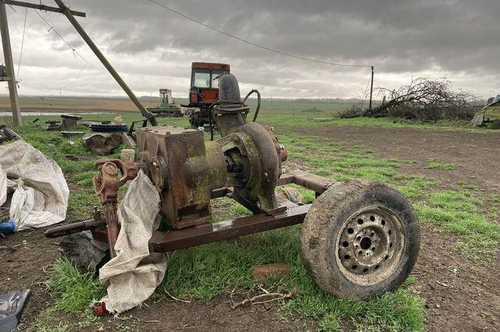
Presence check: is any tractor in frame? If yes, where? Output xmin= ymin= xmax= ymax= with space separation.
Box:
xmin=147 ymin=88 xmax=183 ymax=118
xmin=46 ymin=72 xmax=420 ymax=301
xmin=183 ymin=62 xmax=230 ymax=128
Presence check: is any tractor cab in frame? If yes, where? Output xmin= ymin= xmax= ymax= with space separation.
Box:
xmin=186 ymin=62 xmax=230 ymax=127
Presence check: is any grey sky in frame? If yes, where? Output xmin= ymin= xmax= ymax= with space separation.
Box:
xmin=1 ymin=0 xmax=499 ymax=99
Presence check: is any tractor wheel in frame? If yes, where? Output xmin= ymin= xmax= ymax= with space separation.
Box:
xmin=301 ymin=181 xmax=420 ymax=299
xmin=59 ymin=231 xmax=109 ymax=274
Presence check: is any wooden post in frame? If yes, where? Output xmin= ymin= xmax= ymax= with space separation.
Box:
xmin=369 ymin=66 xmax=374 ymax=113
xmin=0 ymin=1 xmax=21 ymax=126
xmin=54 ymin=0 xmax=156 ymax=125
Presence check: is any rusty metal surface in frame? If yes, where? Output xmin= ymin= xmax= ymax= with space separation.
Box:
xmin=149 ymin=204 xmax=311 ymax=252
xmin=61 ymin=114 xmax=81 ymax=130
xmin=218 ymin=122 xmax=282 ymax=213
xmin=137 ymin=126 xmax=226 ymax=229
xmin=93 ymin=160 xmax=137 ymax=257
xmin=44 ymin=218 xmax=105 ymax=238
xmin=94 ymin=162 xmax=120 ymax=257
xmin=191 ymin=62 xmax=230 ymax=71
xmin=278 ymin=172 xmax=334 ymax=194
xmin=83 ymin=133 xmax=123 ymax=156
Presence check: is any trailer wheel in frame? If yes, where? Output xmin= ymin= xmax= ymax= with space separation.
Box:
xmin=59 ymin=231 xmax=109 ymax=273
xmin=301 ymin=181 xmax=420 ymax=299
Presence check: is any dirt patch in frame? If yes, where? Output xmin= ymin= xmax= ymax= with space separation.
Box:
xmin=297 ymin=126 xmax=500 ymax=194
xmin=83 ymin=296 xmax=313 ymax=332
xmin=0 ymin=230 xmax=59 ymax=328
xmin=1 ymin=230 xmax=312 ymax=331
xmin=3 ymin=224 xmax=498 ymax=331
xmin=413 ymin=224 xmax=500 ymax=331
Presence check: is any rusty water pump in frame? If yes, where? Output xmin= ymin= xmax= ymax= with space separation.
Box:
xmin=46 ymin=73 xmax=420 ymax=300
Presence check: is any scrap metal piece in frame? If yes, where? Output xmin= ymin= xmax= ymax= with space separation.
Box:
xmin=46 ymin=120 xmax=61 ymax=131
xmin=83 ymin=132 xmax=123 ymax=156
xmin=85 ymin=123 xmax=136 ymax=155
xmin=278 ymin=172 xmax=334 ymax=195
xmin=90 ymin=123 xmax=128 ymax=133
xmin=0 ymin=290 xmax=31 ymax=332
xmin=149 ymin=204 xmax=310 ymax=252
xmin=44 ymin=218 xmax=105 ymax=238
xmin=61 ymin=114 xmax=82 ymax=130
xmin=94 ymin=162 xmax=120 ymax=257
xmin=0 ymin=126 xmax=20 ymax=144
xmin=93 ymin=159 xmax=138 ymax=257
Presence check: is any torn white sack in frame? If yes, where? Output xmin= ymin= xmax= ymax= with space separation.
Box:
xmin=0 ymin=140 xmax=69 ymax=230
xmin=99 ymin=170 xmax=167 ymax=314
xmin=0 ymin=165 xmax=6 ymax=206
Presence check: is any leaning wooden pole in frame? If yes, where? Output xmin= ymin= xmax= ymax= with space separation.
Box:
xmin=0 ymin=1 xmax=21 ymax=126
xmin=54 ymin=0 xmax=157 ymax=125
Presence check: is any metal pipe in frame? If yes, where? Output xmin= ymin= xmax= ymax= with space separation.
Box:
xmin=103 ymin=203 xmax=119 ymax=258
xmin=278 ymin=172 xmax=333 ymax=194
xmin=44 ymin=218 xmax=105 ymax=238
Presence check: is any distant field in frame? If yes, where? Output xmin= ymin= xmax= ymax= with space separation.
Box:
xmin=0 ymin=95 xmax=160 ymax=112
xmin=0 ymin=95 xmax=358 ymax=114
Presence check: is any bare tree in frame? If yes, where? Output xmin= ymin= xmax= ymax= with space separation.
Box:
xmin=343 ymin=79 xmax=480 ymax=121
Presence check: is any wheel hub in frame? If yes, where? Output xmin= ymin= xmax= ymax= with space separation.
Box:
xmin=337 ymin=207 xmax=404 ymax=281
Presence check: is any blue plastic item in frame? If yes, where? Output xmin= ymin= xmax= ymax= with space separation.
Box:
xmin=0 ymin=220 xmax=16 ymax=234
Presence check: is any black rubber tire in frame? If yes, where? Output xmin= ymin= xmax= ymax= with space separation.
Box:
xmin=59 ymin=231 xmax=109 ymax=273
xmin=90 ymin=124 xmax=129 ymax=133
xmin=301 ymin=181 xmax=420 ymax=299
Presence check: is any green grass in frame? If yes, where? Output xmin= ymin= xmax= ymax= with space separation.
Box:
xmin=425 ymin=160 xmax=457 ymax=171
xmin=416 ymin=191 xmax=500 ymax=260
xmin=48 ymin=258 xmax=105 ymax=313
xmin=162 ymin=226 xmax=424 ymax=331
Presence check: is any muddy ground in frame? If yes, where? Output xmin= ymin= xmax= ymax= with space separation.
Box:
xmin=1 ymin=125 xmax=499 ymax=331
xmin=301 ymin=126 xmax=500 ymax=196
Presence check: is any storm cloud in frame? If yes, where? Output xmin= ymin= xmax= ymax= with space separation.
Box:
xmin=1 ymin=0 xmax=499 ymax=98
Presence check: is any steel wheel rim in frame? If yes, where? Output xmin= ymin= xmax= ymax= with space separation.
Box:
xmin=335 ymin=206 xmax=405 ymax=286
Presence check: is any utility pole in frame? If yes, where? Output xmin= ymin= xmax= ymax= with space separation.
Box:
xmin=54 ymin=0 xmax=157 ymax=125
xmin=0 ymin=1 xmax=21 ymax=126
xmin=0 ymin=0 xmax=86 ymax=126
xmin=1 ymin=1 xmax=154 ymax=125
xmin=368 ymin=66 xmax=374 ymax=113
xmin=368 ymin=66 xmax=375 ymax=113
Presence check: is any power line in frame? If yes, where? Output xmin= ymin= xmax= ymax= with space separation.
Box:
xmin=143 ymin=0 xmax=372 ymax=69
xmin=34 ymin=9 xmax=90 ymax=66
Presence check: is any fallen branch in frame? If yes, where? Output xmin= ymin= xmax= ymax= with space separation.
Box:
xmin=114 ymin=315 xmax=160 ymax=324
xmin=164 ymin=289 xmax=191 ymax=303
xmin=231 ymin=291 xmax=294 ymax=309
